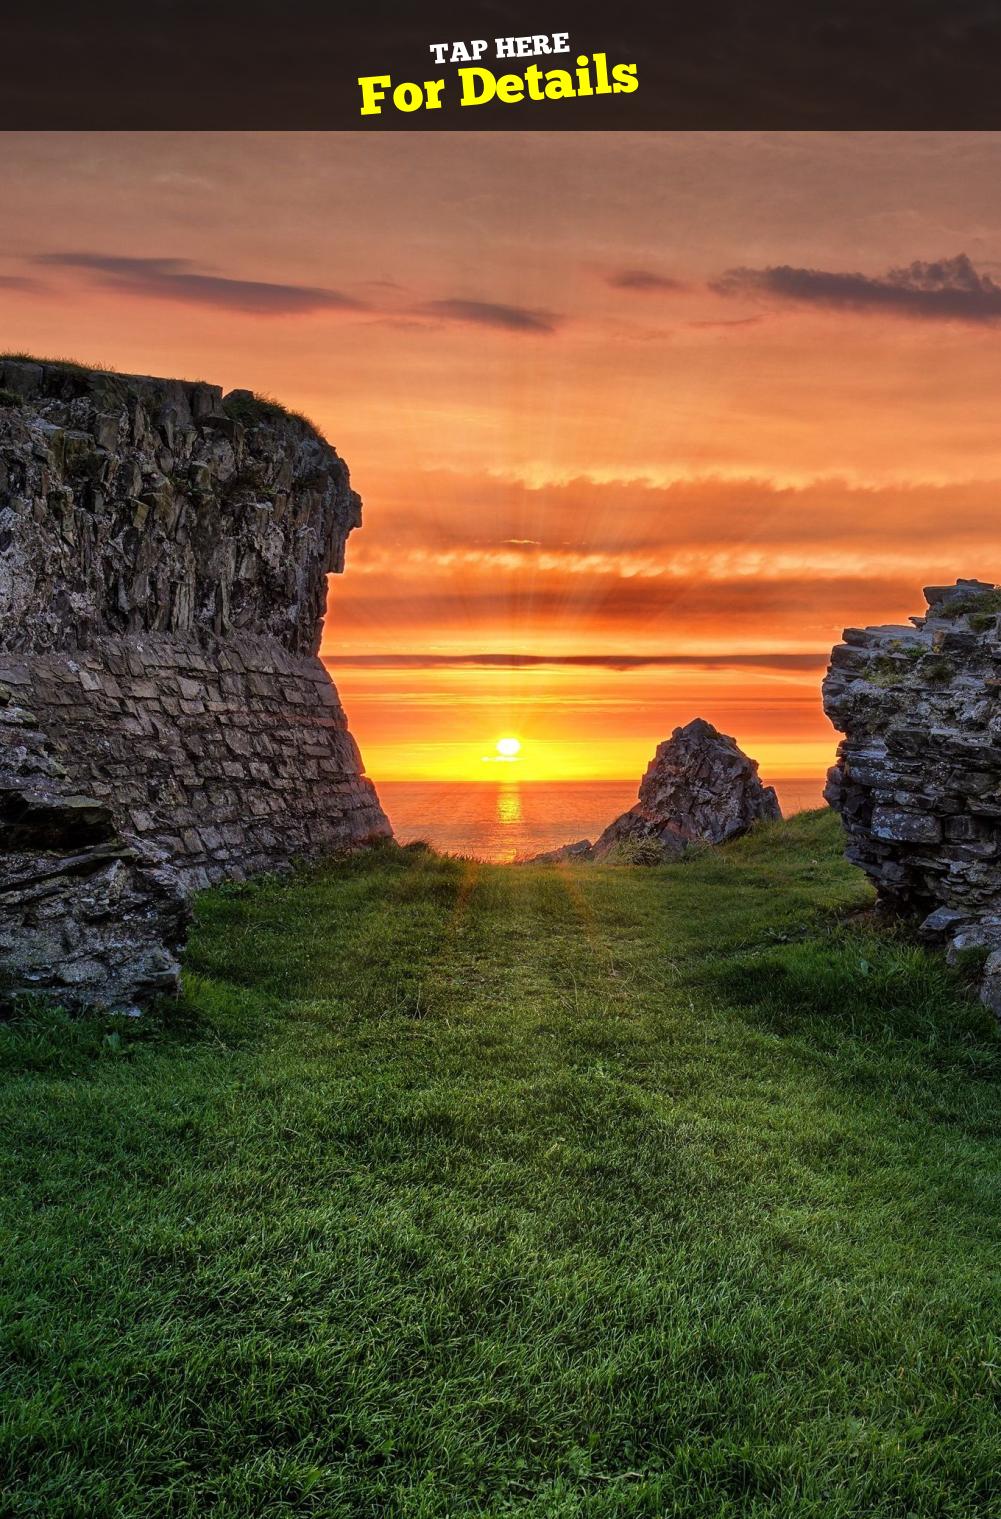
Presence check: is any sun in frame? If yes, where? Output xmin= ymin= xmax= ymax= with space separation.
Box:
xmin=481 ymin=735 xmax=523 ymax=766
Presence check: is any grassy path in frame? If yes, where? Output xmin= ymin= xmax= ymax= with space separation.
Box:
xmin=2 ymin=813 xmax=1000 ymax=1517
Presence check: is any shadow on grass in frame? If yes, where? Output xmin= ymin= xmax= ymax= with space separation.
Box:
xmin=698 ymin=919 xmax=1001 ymax=1093
xmin=180 ymin=841 xmax=467 ymax=1043
xmin=0 ymin=843 xmax=468 ymax=1074
xmin=0 ymin=994 xmax=212 ymax=1078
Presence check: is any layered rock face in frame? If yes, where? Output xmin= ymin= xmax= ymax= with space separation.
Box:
xmin=823 ymin=579 xmax=1001 ymax=1010
xmin=530 ymin=719 xmax=781 ymax=863
xmin=0 ymin=358 xmax=390 ymax=1008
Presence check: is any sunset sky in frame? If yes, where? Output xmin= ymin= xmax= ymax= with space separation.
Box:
xmin=4 ymin=131 xmax=1001 ymax=784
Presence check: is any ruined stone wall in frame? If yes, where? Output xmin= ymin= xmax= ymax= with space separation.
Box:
xmin=823 ymin=579 xmax=1001 ymax=1011
xmin=0 ymin=358 xmax=390 ymax=1008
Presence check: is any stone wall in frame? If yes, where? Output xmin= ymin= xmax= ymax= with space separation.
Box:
xmin=823 ymin=579 xmax=1001 ymax=1011
xmin=0 ymin=358 xmax=390 ymax=1009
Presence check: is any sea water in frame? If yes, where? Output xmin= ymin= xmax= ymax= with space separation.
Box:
xmin=376 ymin=778 xmax=826 ymax=863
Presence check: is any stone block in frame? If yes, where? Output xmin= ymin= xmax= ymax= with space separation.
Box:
xmin=979 ymin=951 xmax=1001 ymax=1016
xmin=918 ymin=906 xmax=970 ymax=940
xmin=870 ymin=808 xmax=941 ymax=844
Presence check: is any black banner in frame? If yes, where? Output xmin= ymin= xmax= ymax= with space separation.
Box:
xmin=4 ymin=0 xmax=1001 ymax=129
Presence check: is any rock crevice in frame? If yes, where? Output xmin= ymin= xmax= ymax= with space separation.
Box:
xmin=0 ymin=359 xmax=390 ymax=1008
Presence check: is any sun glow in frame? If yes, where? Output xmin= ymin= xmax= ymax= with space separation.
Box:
xmin=481 ymin=734 xmax=523 ymax=766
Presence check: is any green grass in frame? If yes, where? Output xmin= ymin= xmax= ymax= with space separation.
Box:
xmin=222 ymin=391 xmax=316 ymax=430
xmin=2 ymin=810 xmax=999 ymax=1518
xmin=0 ymin=355 xmax=210 ymax=389
xmin=936 ymin=588 xmax=1001 ymax=619
xmin=0 ymin=352 xmax=121 ymax=376
xmin=0 ymin=358 xmax=309 ymax=428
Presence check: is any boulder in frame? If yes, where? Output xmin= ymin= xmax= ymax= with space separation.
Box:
xmin=527 ymin=719 xmax=780 ymax=864
xmin=591 ymin=719 xmax=781 ymax=861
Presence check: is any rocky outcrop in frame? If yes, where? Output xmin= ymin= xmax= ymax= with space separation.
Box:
xmin=528 ymin=719 xmax=781 ymax=864
xmin=823 ymin=578 xmax=1001 ymax=1012
xmin=0 ymin=358 xmax=390 ymax=1009
xmin=527 ymin=838 xmax=596 ymax=865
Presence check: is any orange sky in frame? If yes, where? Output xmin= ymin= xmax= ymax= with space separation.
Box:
xmin=4 ymin=131 xmax=1001 ymax=783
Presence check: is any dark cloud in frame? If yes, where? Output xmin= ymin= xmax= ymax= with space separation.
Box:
xmin=34 ymin=253 xmax=364 ymax=315
xmin=713 ymin=253 xmax=1001 ymax=324
xmin=0 ymin=274 xmax=46 ymax=292
xmin=353 ymin=472 xmax=1001 ymax=558
xmin=688 ymin=316 xmax=764 ymax=330
xmin=422 ymin=299 xmax=561 ymax=335
xmin=327 ymin=652 xmax=826 ymax=672
xmin=5 ymin=1 xmax=1001 ymax=130
xmin=608 ymin=269 xmax=685 ymax=293
xmin=328 ymin=574 xmax=912 ymax=630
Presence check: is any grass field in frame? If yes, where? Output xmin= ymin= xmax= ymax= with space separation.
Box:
xmin=2 ymin=811 xmax=1000 ymax=1518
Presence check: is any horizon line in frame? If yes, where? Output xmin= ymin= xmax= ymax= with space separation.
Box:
xmin=324 ymin=651 xmax=828 ymax=672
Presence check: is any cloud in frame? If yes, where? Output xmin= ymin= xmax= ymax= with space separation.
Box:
xmin=608 ymin=269 xmax=685 ymax=293
xmin=688 ymin=316 xmax=764 ymax=330
xmin=31 ymin=255 xmax=561 ymax=331
xmin=34 ymin=253 xmax=365 ymax=316
xmin=328 ymin=573 xmax=913 ymax=632
xmin=349 ymin=469 xmax=1001 ymax=559
xmin=0 ymin=274 xmax=46 ymax=292
xmin=421 ymin=298 xmax=561 ymax=334
xmin=713 ymin=253 xmax=1001 ymax=324
xmin=327 ymin=652 xmax=827 ymax=672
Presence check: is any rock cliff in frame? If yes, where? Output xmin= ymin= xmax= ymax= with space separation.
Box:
xmin=529 ymin=719 xmax=781 ymax=863
xmin=823 ymin=579 xmax=1001 ymax=1012
xmin=0 ymin=358 xmax=390 ymax=1009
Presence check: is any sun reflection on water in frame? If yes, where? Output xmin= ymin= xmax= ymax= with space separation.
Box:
xmin=497 ymin=785 xmax=523 ymax=825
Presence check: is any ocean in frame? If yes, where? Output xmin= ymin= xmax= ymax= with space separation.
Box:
xmin=377 ymin=777 xmax=827 ymax=863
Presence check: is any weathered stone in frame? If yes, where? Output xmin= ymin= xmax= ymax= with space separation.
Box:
xmin=526 ymin=838 xmax=595 ymax=864
xmin=946 ymin=922 xmax=1001 ymax=968
xmin=823 ymin=579 xmax=1001 ymax=1012
xmin=592 ymin=719 xmax=780 ymax=862
xmin=0 ymin=359 xmax=391 ymax=1009
xmin=870 ymin=807 xmax=942 ymax=844
xmin=527 ymin=718 xmax=780 ymax=865
xmin=918 ymin=906 xmax=971 ymax=941
xmin=979 ymin=950 xmax=1001 ymax=1016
